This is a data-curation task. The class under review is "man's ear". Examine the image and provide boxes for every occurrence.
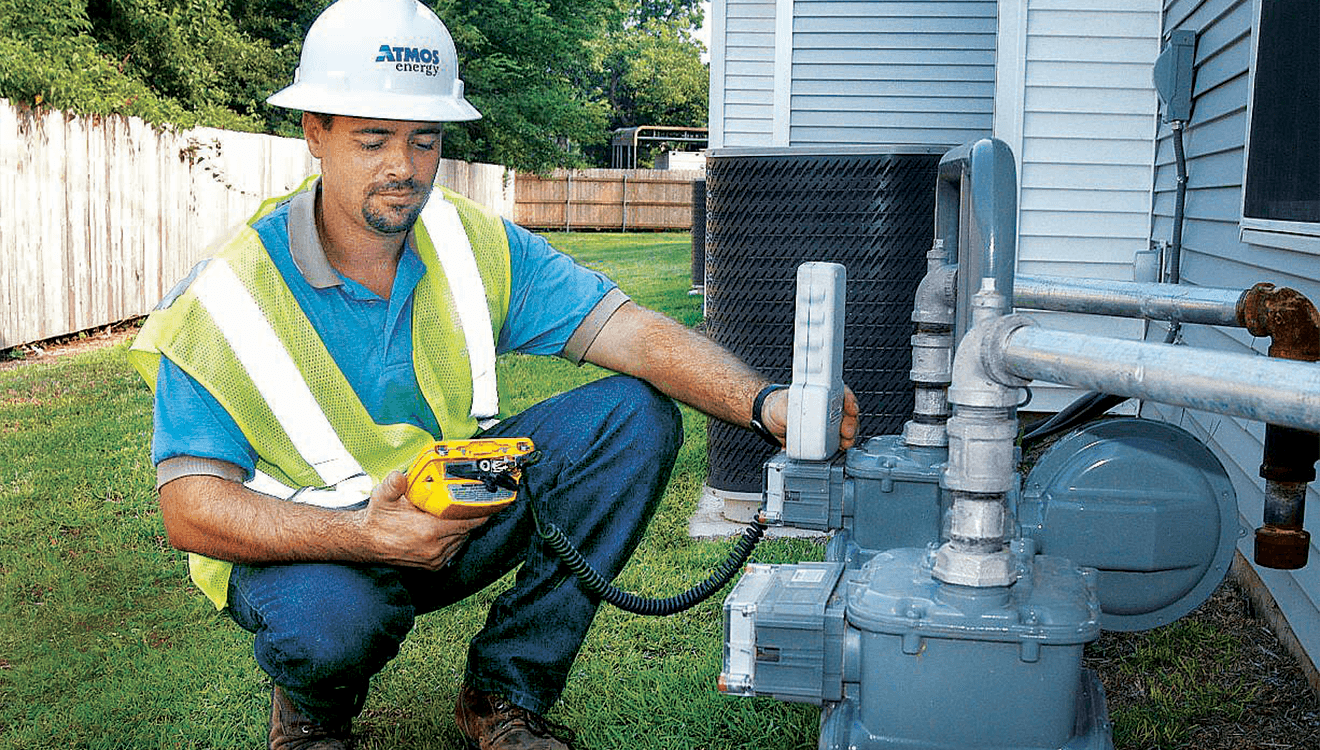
[302,112,328,159]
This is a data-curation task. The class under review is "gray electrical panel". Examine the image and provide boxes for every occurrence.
[1153,30,1197,122]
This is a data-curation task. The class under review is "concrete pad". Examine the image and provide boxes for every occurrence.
[687,485,828,541]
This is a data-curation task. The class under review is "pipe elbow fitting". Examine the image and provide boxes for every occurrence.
[912,264,957,326]
[1241,283,1320,362]
[948,314,1035,410]
[1241,283,1320,570]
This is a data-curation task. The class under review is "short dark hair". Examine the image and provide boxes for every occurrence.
[307,112,335,131]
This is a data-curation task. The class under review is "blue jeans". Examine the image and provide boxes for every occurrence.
[226,376,683,724]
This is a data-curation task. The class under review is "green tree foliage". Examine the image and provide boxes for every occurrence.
[433,0,618,172]
[0,0,281,130]
[87,0,294,130]
[578,0,708,166]
[597,16,707,130]
[0,0,709,170]
[219,0,326,136]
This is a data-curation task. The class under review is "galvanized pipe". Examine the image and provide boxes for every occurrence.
[1011,279,1320,568]
[904,241,957,448]
[1014,275,1247,327]
[993,323,1320,433]
[933,282,1021,587]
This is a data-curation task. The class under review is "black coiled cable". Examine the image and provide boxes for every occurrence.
[533,510,767,616]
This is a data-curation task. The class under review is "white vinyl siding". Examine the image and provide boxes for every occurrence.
[790,0,995,147]
[710,0,996,149]
[711,0,778,149]
[996,0,1162,412]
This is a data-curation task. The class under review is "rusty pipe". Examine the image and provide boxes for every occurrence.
[1241,283,1320,361]
[1241,283,1320,569]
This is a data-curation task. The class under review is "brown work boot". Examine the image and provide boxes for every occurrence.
[454,684,576,750]
[269,685,352,750]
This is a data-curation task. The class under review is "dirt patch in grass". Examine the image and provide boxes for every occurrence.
[0,319,142,372]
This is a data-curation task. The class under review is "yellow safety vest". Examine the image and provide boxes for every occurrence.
[129,178,512,608]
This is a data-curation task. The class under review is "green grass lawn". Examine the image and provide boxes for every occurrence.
[0,231,823,749]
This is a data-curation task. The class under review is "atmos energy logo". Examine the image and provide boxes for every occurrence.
[376,44,444,76]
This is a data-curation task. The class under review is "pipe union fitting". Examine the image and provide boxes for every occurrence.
[946,495,1010,543]
[932,544,1015,587]
[912,387,951,417]
[910,332,954,384]
[944,412,1018,494]
[903,420,948,448]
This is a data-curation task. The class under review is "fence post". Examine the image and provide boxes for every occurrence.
[564,171,572,233]
[622,174,629,232]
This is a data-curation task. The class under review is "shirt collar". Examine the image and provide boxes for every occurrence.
[287,179,419,290]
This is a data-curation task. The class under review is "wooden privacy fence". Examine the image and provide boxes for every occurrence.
[0,99,514,349]
[514,168,704,231]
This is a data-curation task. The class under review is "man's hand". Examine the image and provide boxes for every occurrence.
[761,385,861,451]
[358,471,486,571]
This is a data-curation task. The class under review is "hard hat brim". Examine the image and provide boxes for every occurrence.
[267,83,482,123]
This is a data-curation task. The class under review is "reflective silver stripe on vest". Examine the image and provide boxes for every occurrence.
[247,470,373,509]
[420,196,499,419]
[191,258,366,487]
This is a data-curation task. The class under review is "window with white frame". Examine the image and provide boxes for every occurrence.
[1243,0,1319,225]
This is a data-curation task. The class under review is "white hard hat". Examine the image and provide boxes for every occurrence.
[267,0,481,122]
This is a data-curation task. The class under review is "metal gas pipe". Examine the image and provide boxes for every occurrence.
[902,239,957,449]
[1241,284,1320,569]
[926,137,1022,587]
[903,138,1016,452]
[933,279,1022,586]
[935,307,1320,585]
[1012,275,1320,569]
[1014,275,1244,327]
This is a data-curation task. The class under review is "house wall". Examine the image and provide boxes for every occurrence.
[1143,0,1320,678]
[706,0,1320,688]
[709,0,996,149]
[789,0,996,148]
[709,0,777,149]
[995,0,1163,412]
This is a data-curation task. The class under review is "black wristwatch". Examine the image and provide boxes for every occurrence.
[749,383,788,448]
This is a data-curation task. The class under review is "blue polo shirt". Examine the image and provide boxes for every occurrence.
[152,187,621,479]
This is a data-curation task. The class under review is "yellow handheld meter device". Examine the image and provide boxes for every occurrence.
[404,438,537,520]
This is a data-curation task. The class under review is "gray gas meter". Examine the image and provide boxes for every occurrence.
[1020,417,1238,631]
[720,140,1245,750]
